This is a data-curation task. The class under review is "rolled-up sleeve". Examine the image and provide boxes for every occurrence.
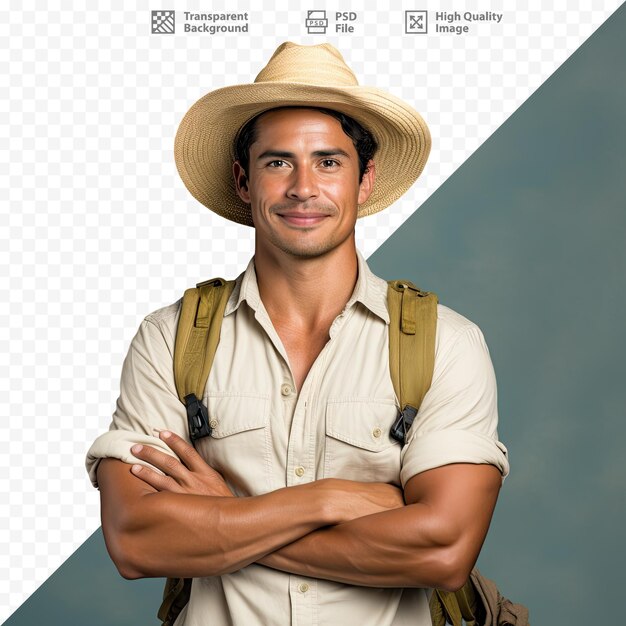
[86,304,187,488]
[400,312,510,487]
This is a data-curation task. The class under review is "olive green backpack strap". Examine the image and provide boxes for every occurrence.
[387,281,481,625]
[387,280,527,626]
[158,577,192,626]
[174,277,236,410]
[158,277,235,626]
[386,280,438,443]
[429,585,481,626]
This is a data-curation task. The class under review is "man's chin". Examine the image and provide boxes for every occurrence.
[278,243,336,259]
[269,234,343,260]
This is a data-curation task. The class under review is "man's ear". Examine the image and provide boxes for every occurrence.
[357,160,376,206]
[233,161,250,203]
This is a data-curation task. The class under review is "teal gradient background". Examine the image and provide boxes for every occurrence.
[4,4,626,625]
[370,4,626,621]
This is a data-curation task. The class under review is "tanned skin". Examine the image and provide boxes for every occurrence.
[97,108,501,590]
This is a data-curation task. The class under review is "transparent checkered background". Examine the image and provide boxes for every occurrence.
[0,0,621,618]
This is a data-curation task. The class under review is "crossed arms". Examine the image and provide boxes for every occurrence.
[97,430,501,592]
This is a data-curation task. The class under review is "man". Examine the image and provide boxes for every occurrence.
[86,42,509,625]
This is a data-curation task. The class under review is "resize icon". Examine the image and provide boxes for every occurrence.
[152,10,175,34]
[405,11,427,34]
[305,10,328,34]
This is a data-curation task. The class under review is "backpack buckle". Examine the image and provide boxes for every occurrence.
[390,405,418,443]
[184,393,212,442]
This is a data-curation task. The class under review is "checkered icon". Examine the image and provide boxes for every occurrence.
[152,10,175,34]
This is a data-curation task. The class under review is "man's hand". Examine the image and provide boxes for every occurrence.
[130,430,233,498]
[130,430,404,522]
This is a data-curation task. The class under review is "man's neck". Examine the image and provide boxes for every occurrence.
[253,242,358,332]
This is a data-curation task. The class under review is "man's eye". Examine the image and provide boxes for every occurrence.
[268,160,287,168]
[321,159,339,168]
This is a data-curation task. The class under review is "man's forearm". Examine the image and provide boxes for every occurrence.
[259,464,502,592]
[258,503,453,589]
[98,456,404,580]
[99,458,340,579]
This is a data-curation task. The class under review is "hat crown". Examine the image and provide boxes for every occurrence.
[254,42,359,87]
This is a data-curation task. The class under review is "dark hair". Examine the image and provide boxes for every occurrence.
[233,106,378,182]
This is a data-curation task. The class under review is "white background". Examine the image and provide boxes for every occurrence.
[0,0,621,619]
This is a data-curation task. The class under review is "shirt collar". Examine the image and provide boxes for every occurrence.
[225,250,390,324]
[346,250,390,323]
[225,257,261,316]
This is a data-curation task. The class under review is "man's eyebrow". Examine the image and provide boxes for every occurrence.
[256,150,295,160]
[312,148,351,158]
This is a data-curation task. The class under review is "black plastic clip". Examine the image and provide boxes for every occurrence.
[185,393,212,442]
[390,405,418,443]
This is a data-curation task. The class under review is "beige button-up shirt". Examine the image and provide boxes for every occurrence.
[87,252,509,626]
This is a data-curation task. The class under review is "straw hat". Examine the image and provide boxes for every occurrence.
[174,42,431,226]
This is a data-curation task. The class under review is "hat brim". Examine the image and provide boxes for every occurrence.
[174,83,431,226]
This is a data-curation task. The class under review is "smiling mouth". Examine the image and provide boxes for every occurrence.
[276,212,331,227]
[271,204,335,227]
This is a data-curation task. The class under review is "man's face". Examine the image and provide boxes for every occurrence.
[233,108,375,260]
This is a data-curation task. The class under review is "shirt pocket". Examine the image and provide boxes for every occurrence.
[195,392,271,497]
[324,399,402,485]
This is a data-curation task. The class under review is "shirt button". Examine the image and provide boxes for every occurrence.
[280,383,292,396]
[372,427,382,438]
[295,466,305,477]
[298,583,309,593]
[209,419,218,429]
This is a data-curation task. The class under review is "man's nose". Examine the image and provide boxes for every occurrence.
[286,166,319,201]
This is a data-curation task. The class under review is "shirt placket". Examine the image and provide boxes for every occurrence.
[283,338,330,626]
[285,307,355,626]
[252,293,353,626]
[289,576,319,626]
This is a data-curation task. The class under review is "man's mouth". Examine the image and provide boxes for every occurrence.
[272,204,335,227]
[276,211,331,227]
